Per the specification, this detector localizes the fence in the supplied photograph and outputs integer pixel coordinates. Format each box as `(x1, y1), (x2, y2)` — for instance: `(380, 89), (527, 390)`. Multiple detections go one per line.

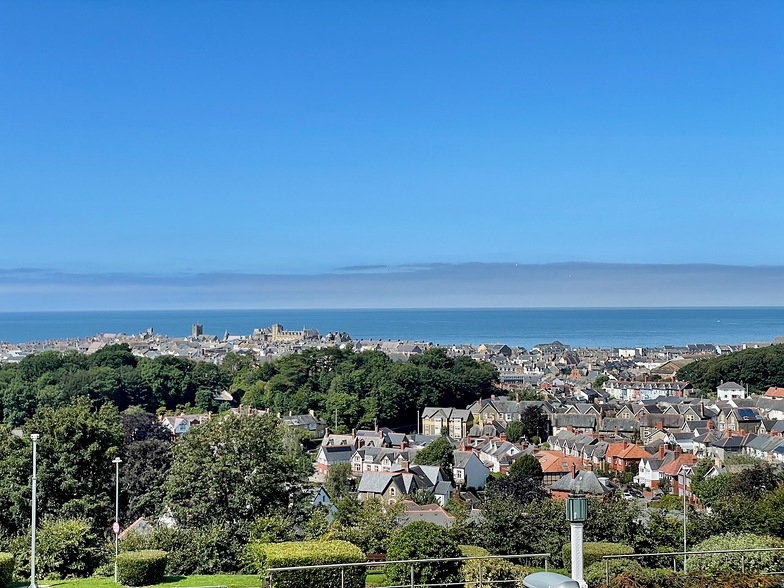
(602, 547), (784, 586)
(265, 552), (551, 588)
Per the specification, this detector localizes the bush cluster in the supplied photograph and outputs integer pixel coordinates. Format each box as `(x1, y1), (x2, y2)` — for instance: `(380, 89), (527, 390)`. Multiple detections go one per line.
(0, 553), (14, 588)
(562, 542), (635, 572)
(607, 569), (779, 588)
(116, 550), (168, 587)
(248, 539), (365, 588)
(121, 525), (240, 575)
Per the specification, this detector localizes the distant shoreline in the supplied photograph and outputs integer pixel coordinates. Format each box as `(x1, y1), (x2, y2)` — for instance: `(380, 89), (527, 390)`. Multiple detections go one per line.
(1, 307), (783, 349)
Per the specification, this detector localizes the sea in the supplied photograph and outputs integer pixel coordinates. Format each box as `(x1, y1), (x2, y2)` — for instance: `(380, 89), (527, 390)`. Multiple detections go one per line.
(1, 308), (784, 349)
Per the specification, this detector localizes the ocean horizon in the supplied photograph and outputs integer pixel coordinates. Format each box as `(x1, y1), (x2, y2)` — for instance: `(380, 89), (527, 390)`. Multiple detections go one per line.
(2, 307), (784, 349)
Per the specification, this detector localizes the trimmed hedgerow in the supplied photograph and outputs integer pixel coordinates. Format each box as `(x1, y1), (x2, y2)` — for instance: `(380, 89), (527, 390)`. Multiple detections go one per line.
(563, 541), (635, 572)
(0, 553), (14, 588)
(116, 550), (168, 586)
(248, 540), (365, 588)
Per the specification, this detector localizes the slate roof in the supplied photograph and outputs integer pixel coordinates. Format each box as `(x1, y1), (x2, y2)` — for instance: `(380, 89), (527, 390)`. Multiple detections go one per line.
(320, 445), (354, 464)
(550, 470), (613, 495)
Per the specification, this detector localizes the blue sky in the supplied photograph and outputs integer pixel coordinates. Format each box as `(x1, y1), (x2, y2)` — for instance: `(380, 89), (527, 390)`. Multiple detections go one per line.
(1, 2), (782, 309)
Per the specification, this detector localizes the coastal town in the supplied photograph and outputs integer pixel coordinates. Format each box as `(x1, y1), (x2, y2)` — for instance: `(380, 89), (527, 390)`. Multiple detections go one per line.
(5, 322), (784, 517)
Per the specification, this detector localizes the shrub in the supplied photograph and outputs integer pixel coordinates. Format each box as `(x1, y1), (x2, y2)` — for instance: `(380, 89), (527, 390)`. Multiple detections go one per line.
(562, 542), (635, 572)
(459, 545), (490, 557)
(386, 521), (462, 586)
(37, 518), (103, 579)
(248, 539), (365, 588)
(463, 557), (530, 588)
(116, 550), (168, 587)
(689, 532), (784, 574)
(121, 525), (239, 574)
(0, 553), (14, 588)
(584, 559), (643, 588)
(606, 568), (779, 588)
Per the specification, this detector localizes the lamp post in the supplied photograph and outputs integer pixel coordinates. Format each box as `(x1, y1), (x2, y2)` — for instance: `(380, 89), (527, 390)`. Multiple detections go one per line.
(113, 457), (122, 583)
(30, 433), (40, 588)
(680, 468), (687, 572)
(565, 488), (588, 588)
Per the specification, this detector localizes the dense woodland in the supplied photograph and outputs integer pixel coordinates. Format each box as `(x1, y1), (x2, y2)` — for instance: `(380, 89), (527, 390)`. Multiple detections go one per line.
(677, 344), (784, 393)
(0, 344), (498, 430)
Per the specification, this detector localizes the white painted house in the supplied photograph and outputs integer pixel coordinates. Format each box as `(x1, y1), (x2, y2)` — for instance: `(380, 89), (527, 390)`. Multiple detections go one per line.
(717, 381), (747, 402)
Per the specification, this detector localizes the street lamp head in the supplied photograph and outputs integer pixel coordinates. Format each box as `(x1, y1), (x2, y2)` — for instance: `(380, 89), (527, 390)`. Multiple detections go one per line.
(112, 457), (122, 464)
(566, 490), (588, 523)
(30, 433), (40, 441)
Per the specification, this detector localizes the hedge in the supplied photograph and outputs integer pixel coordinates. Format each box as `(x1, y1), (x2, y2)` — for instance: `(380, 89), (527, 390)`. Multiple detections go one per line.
(116, 550), (168, 586)
(563, 542), (635, 572)
(606, 569), (779, 588)
(248, 540), (365, 588)
(688, 532), (784, 575)
(0, 553), (13, 588)
(584, 559), (643, 588)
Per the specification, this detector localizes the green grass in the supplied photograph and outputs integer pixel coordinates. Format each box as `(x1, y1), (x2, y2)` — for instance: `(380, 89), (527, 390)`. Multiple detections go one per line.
(365, 569), (391, 587)
(10, 575), (260, 588)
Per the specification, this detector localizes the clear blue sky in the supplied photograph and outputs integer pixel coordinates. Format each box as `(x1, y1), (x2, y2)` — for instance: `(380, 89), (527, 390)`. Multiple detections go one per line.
(0, 1), (782, 309)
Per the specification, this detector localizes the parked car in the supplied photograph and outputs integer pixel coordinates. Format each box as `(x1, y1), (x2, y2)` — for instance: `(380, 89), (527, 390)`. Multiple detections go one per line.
(622, 489), (635, 500)
(630, 488), (644, 498)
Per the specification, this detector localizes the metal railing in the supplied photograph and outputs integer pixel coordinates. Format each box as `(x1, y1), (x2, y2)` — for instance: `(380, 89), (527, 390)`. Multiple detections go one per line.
(265, 552), (551, 588)
(602, 547), (784, 586)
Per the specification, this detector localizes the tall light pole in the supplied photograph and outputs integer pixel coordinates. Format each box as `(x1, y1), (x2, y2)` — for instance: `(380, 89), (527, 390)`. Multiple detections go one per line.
(680, 466), (687, 572)
(566, 487), (588, 588)
(113, 457), (122, 583)
(30, 433), (40, 588)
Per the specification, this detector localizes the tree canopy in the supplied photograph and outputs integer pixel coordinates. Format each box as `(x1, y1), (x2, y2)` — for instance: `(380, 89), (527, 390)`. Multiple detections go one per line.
(165, 413), (308, 529)
(677, 344), (784, 394)
(413, 436), (455, 480)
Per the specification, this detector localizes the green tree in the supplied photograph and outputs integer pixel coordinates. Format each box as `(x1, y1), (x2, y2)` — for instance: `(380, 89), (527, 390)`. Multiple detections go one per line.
(27, 398), (124, 532)
(505, 420), (524, 443)
(408, 488), (436, 505)
(121, 409), (174, 522)
(165, 414), (308, 529)
(249, 513), (297, 543)
(385, 522), (462, 586)
(520, 405), (549, 441)
(324, 462), (352, 501)
(414, 437), (454, 480)
(508, 454), (543, 479)
(328, 497), (403, 554)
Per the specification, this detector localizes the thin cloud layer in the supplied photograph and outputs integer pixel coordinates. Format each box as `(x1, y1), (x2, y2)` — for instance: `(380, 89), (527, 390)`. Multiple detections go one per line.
(1, 263), (783, 311)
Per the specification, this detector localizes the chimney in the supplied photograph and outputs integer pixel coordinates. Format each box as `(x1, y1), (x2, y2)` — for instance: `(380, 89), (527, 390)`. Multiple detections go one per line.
(675, 445), (682, 456)
(400, 442), (405, 450)
(500, 432), (507, 441)
(571, 463), (576, 479)
(727, 429), (732, 438)
(699, 401), (704, 419)
(657, 421), (663, 431)
(352, 428), (356, 438)
(614, 427), (619, 436)
(659, 445), (665, 460)
(491, 394), (496, 401)
(401, 459), (409, 472)
(622, 440), (628, 450)
(567, 424), (574, 433)
(707, 420), (714, 430)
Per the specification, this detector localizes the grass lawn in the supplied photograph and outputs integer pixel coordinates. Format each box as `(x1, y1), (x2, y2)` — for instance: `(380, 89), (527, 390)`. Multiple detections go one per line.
(365, 569), (391, 587)
(10, 575), (260, 588)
